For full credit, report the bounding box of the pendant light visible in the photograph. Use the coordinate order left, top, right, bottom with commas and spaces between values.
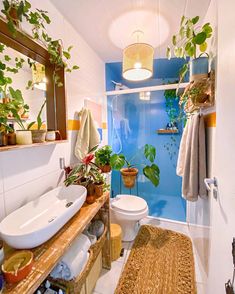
122, 30, 154, 81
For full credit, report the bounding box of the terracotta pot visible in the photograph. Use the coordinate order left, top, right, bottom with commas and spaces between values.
0, 132, 8, 146
120, 168, 138, 188
2, 250, 33, 283
31, 130, 46, 143
100, 164, 111, 173
95, 182, 104, 198
8, 6, 19, 27
87, 183, 95, 196
86, 195, 96, 204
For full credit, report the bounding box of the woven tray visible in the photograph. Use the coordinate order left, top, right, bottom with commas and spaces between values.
115, 225, 196, 294
49, 226, 107, 293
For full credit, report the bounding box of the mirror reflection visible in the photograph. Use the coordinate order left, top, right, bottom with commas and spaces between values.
0, 43, 48, 146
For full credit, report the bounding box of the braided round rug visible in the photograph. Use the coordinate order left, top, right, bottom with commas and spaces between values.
115, 225, 196, 294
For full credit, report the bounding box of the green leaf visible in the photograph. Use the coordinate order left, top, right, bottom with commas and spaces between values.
166, 46, 171, 60
180, 15, 185, 26
72, 65, 79, 70
193, 32, 207, 45
143, 164, 160, 187
4, 55, 11, 62
144, 144, 156, 163
174, 46, 179, 57
41, 12, 51, 24
172, 35, 177, 46
110, 154, 125, 170
68, 45, 73, 52
199, 42, 207, 52
63, 51, 71, 59
27, 121, 35, 130
192, 16, 199, 24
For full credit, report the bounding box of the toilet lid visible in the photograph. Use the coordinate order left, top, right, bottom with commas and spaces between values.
111, 195, 147, 213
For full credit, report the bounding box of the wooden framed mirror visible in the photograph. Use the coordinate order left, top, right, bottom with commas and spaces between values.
0, 17, 67, 146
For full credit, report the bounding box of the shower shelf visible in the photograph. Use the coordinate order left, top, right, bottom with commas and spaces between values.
157, 129, 179, 134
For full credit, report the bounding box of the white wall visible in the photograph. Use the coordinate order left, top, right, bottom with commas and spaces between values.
208, 0, 235, 292
186, 0, 217, 288
0, 0, 106, 220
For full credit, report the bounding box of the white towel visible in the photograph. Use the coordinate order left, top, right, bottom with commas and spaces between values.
50, 234, 91, 280
176, 114, 207, 201
75, 108, 100, 161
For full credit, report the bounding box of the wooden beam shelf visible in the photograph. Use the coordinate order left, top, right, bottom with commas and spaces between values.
0, 140, 68, 152
157, 129, 179, 134
3, 193, 111, 294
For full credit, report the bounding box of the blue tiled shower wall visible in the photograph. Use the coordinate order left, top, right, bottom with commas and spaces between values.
106, 58, 187, 222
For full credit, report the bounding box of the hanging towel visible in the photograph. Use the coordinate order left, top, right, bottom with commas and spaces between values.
75, 108, 100, 161
50, 234, 91, 280
176, 114, 207, 201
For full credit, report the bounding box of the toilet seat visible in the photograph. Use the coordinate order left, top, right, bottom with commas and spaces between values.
111, 195, 147, 214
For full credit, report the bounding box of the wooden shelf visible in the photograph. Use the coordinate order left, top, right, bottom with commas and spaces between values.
0, 140, 68, 152
157, 129, 179, 134
3, 193, 110, 294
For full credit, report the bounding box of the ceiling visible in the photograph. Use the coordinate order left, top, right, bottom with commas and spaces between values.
51, 0, 211, 62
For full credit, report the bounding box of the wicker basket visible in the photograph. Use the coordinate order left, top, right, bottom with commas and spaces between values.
48, 227, 107, 293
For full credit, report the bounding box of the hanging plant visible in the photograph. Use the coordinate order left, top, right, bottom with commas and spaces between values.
166, 15, 213, 83
1, 0, 79, 86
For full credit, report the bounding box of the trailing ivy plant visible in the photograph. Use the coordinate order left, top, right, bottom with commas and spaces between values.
166, 15, 213, 83
0, 42, 25, 97
1, 0, 79, 86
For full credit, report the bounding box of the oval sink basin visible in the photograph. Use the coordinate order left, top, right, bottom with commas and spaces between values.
0, 185, 87, 249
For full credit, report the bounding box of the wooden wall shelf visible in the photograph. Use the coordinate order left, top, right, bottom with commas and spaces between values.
3, 193, 111, 294
0, 140, 68, 152
157, 129, 179, 134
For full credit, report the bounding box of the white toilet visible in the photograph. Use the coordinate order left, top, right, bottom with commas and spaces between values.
110, 194, 148, 242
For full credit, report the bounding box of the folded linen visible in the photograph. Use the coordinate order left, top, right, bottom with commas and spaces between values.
50, 233, 91, 280
50, 251, 89, 280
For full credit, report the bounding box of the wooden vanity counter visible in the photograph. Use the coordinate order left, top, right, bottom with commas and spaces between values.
3, 192, 111, 294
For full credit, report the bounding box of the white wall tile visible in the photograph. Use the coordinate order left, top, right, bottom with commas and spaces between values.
4, 170, 64, 215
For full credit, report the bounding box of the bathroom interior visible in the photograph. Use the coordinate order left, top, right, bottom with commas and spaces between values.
0, 0, 234, 293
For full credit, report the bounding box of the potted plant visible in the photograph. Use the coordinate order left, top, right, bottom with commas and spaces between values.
166, 16, 213, 84
110, 144, 160, 188
95, 145, 112, 173
64, 152, 101, 204
6, 87, 32, 145
28, 100, 46, 143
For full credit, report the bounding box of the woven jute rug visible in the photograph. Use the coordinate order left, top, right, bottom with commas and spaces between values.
115, 225, 196, 294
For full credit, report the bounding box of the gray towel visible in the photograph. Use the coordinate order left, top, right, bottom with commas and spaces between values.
177, 114, 207, 201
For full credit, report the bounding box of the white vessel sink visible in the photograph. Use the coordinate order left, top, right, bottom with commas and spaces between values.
0, 185, 87, 249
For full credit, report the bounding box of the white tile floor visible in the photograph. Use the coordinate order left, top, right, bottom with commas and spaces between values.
93, 217, 207, 294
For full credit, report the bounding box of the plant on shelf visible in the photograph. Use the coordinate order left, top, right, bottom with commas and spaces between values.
1, 0, 79, 86
166, 15, 213, 84
28, 100, 46, 143
64, 147, 109, 203
110, 144, 160, 188
95, 145, 112, 173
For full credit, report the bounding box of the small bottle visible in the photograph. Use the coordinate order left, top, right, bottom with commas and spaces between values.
7, 123, 16, 145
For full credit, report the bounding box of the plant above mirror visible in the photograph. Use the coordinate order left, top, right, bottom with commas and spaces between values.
1, 0, 79, 86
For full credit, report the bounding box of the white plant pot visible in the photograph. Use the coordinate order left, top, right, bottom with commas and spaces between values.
16, 130, 32, 145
